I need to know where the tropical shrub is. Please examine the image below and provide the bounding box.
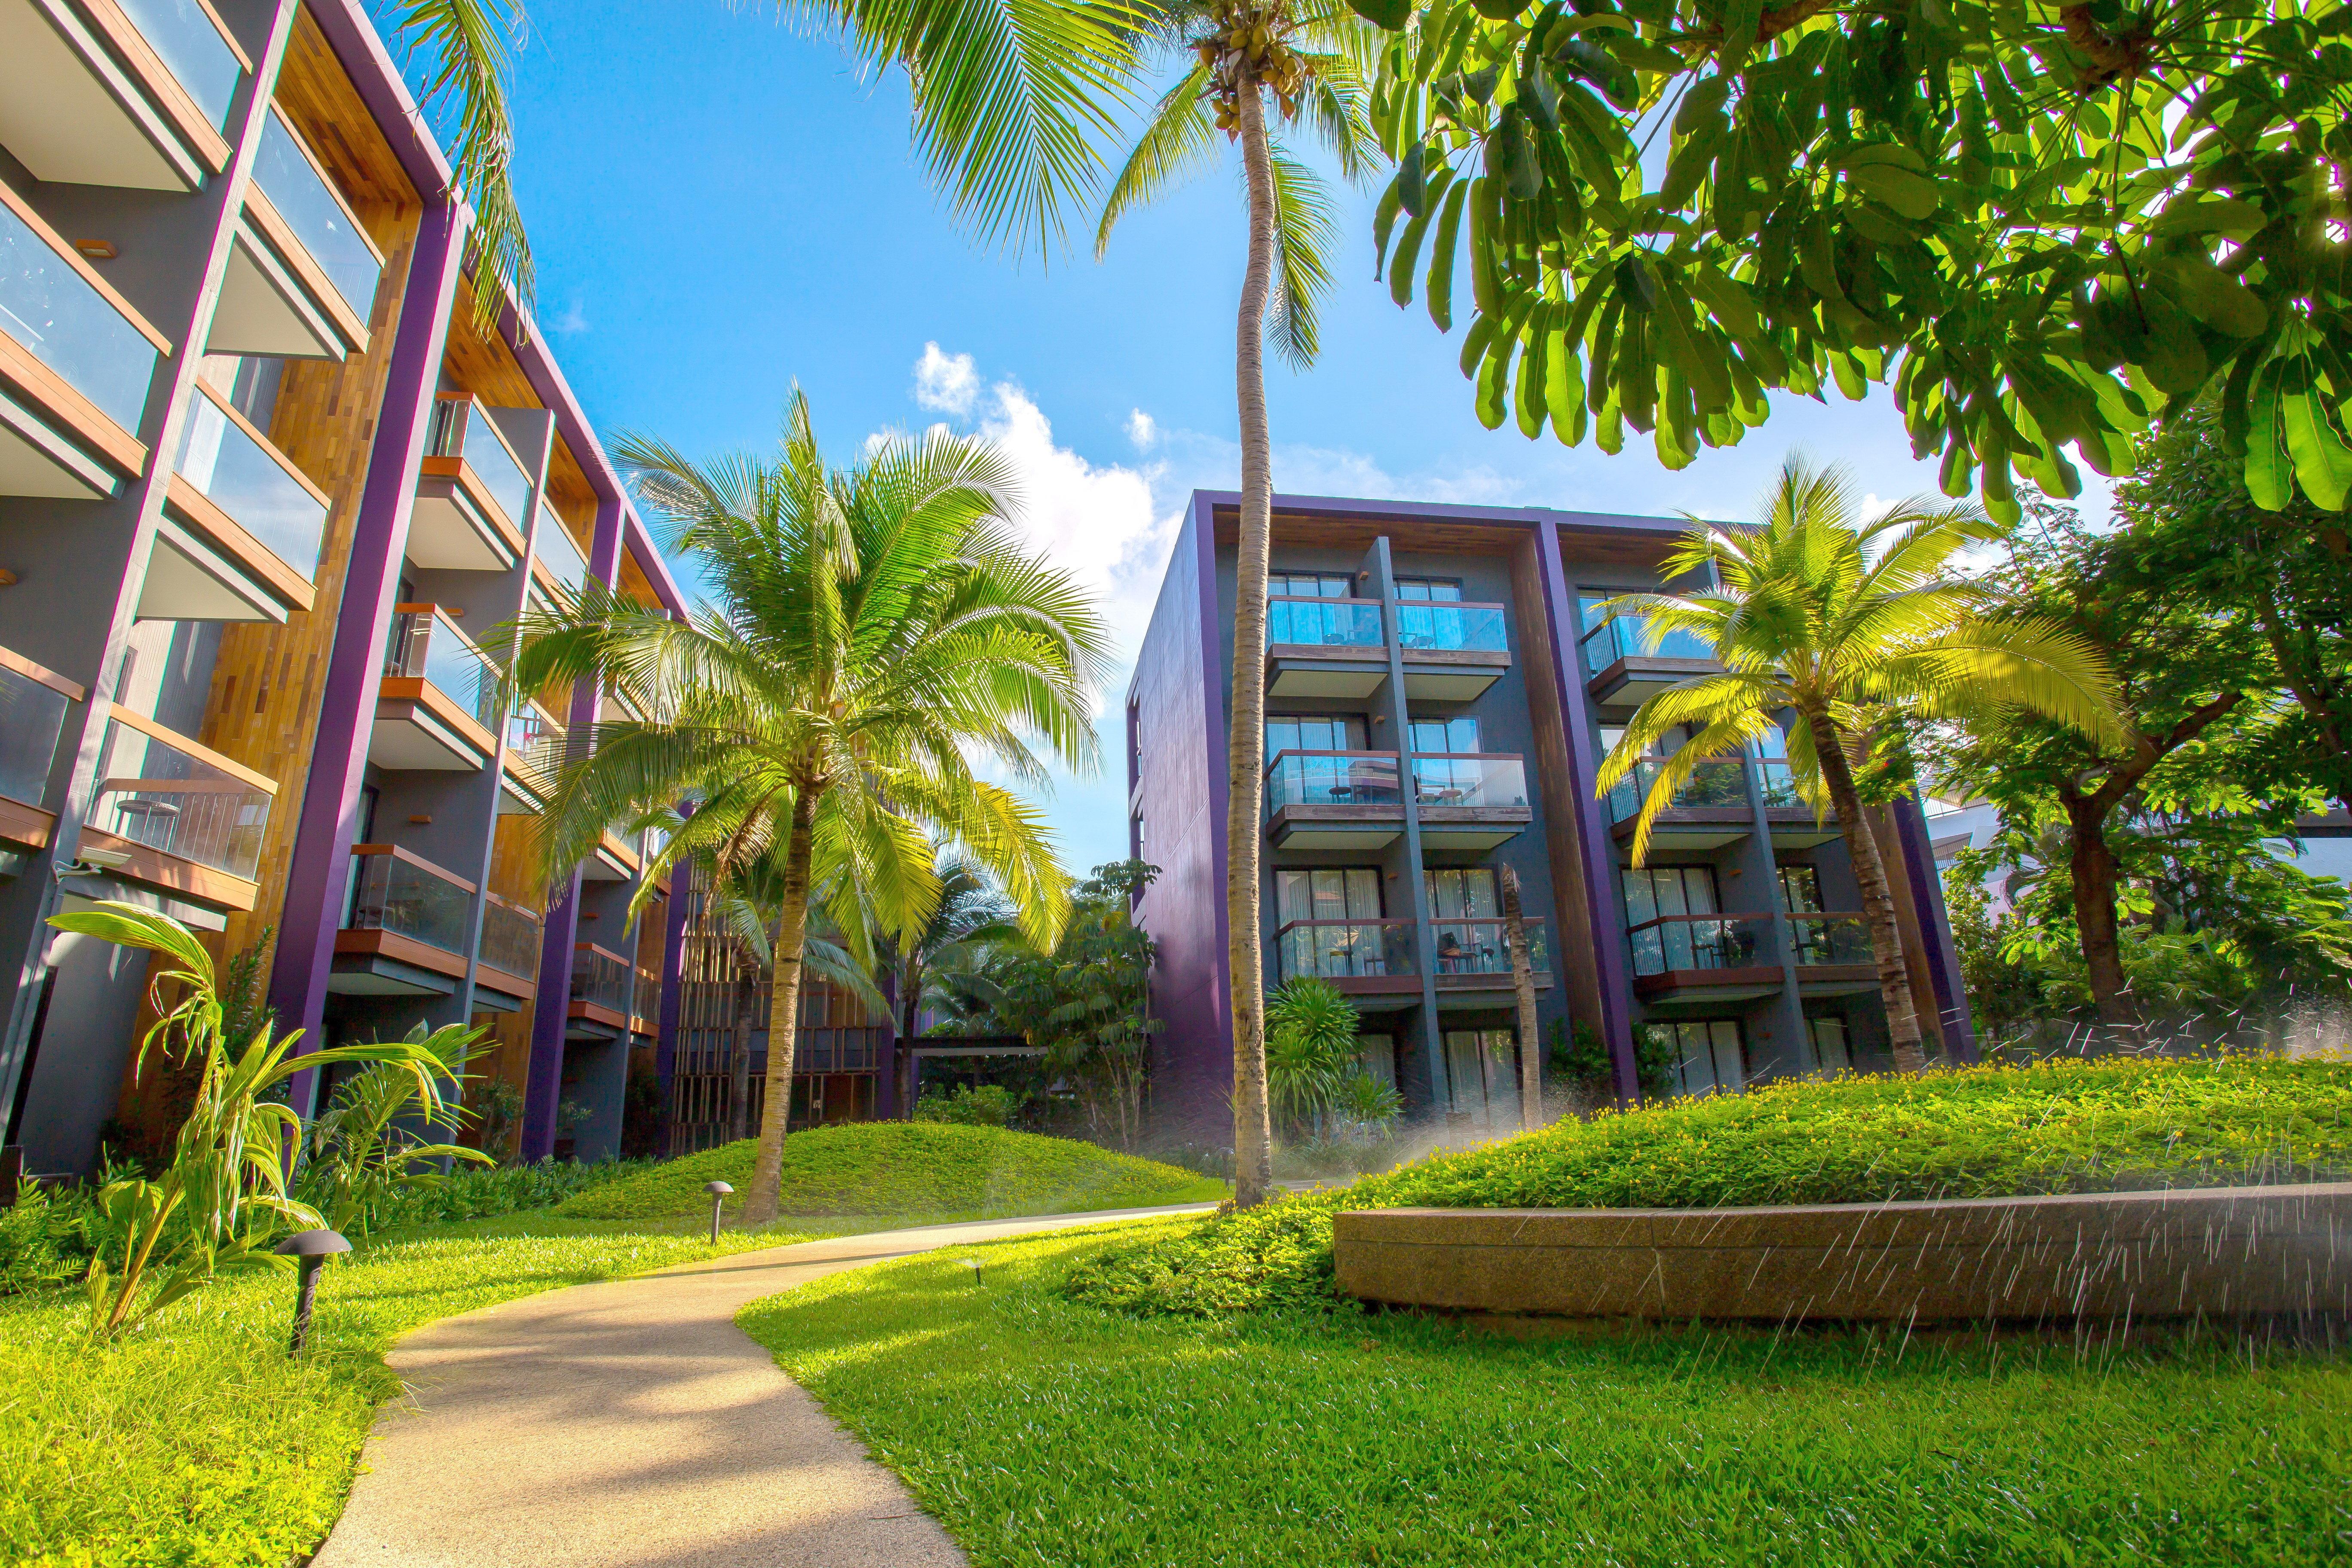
[1549,1016,1678,1104]
[913,1083,1022,1127]
[295,1023,491,1240]
[1061,1055,2352,1318]
[0,1187,86,1296]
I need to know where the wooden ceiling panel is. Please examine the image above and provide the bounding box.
[274,6,416,245]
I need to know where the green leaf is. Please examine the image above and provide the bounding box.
[1399,143,1428,219]
[2135,308,2209,396]
[1545,317,1587,444]
[2160,255,2268,339]
[1848,165,1941,221]
[1390,171,1448,308]
[1349,0,1415,29]
[2244,362,2293,510]
[1477,330,1517,428]
[1372,178,1403,280]
[2149,197,2265,239]
[1427,179,1471,331]
[2282,371,2352,511]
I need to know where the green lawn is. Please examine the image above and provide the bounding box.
[741,1219,2352,1568]
[0,1216,839,1568]
[555,1121,1228,1221]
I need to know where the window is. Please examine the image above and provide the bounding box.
[1778,864,1824,913]
[1622,865,1718,925]
[1643,1019,1747,1097]
[1267,715,1367,755]
[1395,578,1463,601]
[1444,1028,1520,1129]
[1424,866,1499,919]
[1358,1032,1397,1088]
[1130,813,1144,858]
[1126,698,1141,779]
[1578,593,1614,632]
[1269,571,1352,597]
[1809,1015,1851,1074]
[1408,716,1480,754]
[1276,867,1382,925]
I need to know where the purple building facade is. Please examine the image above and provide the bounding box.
[1128,492,1975,1137]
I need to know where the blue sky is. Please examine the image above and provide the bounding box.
[413,0,2110,872]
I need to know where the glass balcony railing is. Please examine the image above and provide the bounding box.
[1756,761,1820,811]
[1412,754,1528,809]
[1430,918,1547,976]
[634,966,660,1026]
[252,108,381,321]
[1397,601,1508,654]
[478,891,542,980]
[87,711,271,880]
[0,201,159,434]
[1276,919,1416,981]
[426,395,534,530]
[507,704,567,783]
[1265,750,1400,808]
[0,658,72,808]
[1789,914,1872,966]
[1605,756,1751,824]
[1627,914,1772,977]
[343,844,471,956]
[385,606,501,732]
[175,386,328,579]
[117,0,243,129]
[1267,595,1381,648]
[533,505,590,600]
[1580,612,1718,669]
[571,943,631,1014]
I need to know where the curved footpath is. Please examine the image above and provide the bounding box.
[313,1204,1215,1568]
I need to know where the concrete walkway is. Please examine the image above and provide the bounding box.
[313,1205,1212,1568]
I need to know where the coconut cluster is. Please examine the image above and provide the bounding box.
[1196,2,1311,133]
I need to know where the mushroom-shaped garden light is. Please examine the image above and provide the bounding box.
[274,1228,350,1354]
[705,1181,734,1245]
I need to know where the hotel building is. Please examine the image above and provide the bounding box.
[1127,492,1975,1134]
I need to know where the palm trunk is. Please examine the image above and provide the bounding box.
[1226,79,1279,1210]
[743,785,821,1225]
[2064,794,2139,1033]
[1807,708,1928,1073]
[1500,864,1543,1133]
[897,954,922,1120]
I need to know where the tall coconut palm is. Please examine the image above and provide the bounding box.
[391,0,1148,325]
[870,846,1025,1107]
[510,392,1109,1222]
[1093,0,1378,1208]
[1596,460,2123,1076]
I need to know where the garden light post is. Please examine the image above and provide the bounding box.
[274,1229,349,1354]
[705,1181,732,1244]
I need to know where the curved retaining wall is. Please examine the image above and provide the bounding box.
[1333,1183,2352,1322]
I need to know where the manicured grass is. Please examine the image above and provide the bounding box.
[0,1218,830,1568]
[741,1220,2352,1568]
[1068,1057,2352,1316]
[554,1122,1228,1222]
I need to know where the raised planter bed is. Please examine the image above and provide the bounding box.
[1334,1182,2352,1323]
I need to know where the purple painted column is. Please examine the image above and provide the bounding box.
[270,199,465,1109]
[1531,520,1640,1105]
[517,494,623,1160]
[1896,795,1979,1063]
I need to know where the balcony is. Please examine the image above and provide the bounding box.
[1605,756,1754,852]
[568,941,632,1039]
[0,645,83,854]
[632,965,660,1036]
[0,0,245,193]
[530,505,591,606]
[1580,613,1721,707]
[1265,595,1386,698]
[78,704,273,910]
[411,395,533,570]
[1265,750,1402,849]
[472,890,542,1008]
[331,842,474,996]
[1789,913,1877,995]
[1429,916,1550,1003]
[373,606,501,771]
[583,826,642,884]
[1397,601,1510,700]
[500,701,568,808]
[1627,913,1781,1002]
[1757,761,1840,848]
[149,375,328,621]
[214,106,380,361]
[0,184,167,495]
[1412,753,1530,849]
[1275,917,1417,1000]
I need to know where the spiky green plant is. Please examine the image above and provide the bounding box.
[1593,459,2123,1075]
[297,1022,494,1239]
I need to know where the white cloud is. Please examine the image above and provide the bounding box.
[913,342,979,415]
[546,298,589,336]
[1125,408,1158,451]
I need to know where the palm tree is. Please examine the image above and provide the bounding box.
[510,391,1110,1222]
[1093,0,1378,1208]
[872,846,1026,1108]
[390,0,1147,325]
[1595,459,2122,1076]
